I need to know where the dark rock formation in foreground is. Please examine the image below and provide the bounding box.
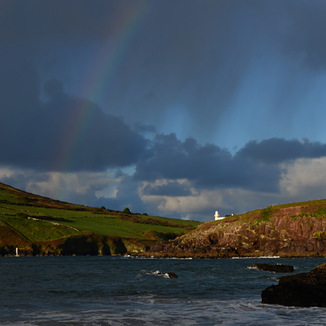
[262,263,326,307]
[252,263,294,273]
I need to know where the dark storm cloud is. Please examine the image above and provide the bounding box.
[237,138,326,164]
[0,76,147,171]
[0,1,144,172]
[136,135,326,195]
[134,134,280,192]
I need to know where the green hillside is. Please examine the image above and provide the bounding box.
[145,199,326,258]
[0,183,199,256]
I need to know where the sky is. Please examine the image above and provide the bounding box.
[1,0,326,222]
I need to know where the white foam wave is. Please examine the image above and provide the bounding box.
[232,256,280,259]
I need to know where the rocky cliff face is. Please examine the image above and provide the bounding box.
[145,203,326,258]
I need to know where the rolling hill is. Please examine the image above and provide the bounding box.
[0,182,199,256]
[4,181,326,258]
[145,199,326,258]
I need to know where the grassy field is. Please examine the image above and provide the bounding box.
[0,182,200,255]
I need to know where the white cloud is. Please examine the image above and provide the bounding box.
[27,171,127,205]
[0,166,20,179]
[138,179,277,221]
[0,166,121,205]
[138,179,207,218]
[280,157,326,199]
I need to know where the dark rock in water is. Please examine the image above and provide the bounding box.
[167,272,178,278]
[252,263,294,273]
[262,263,326,307]
[155,271,178,278]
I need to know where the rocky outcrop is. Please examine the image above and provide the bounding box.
[262,263,326,307]
[144,204,326,258]
[252,263,294,273]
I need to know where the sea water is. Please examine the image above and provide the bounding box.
[0,256,326,325]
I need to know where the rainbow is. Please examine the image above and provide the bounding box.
[52,104,96,172]
[84,1,151,103]
[53,1,151,172]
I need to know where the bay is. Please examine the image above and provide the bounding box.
[0,256,325,325]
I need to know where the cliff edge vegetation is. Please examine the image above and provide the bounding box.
[0,182,199,256]
[145,200,326,258]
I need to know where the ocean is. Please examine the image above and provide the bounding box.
[0,256,325,325]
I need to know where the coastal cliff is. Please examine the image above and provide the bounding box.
[145,201,326,258]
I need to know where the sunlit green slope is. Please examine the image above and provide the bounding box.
[0,182,199,256]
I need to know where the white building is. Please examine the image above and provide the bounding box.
[214,210,225,221]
